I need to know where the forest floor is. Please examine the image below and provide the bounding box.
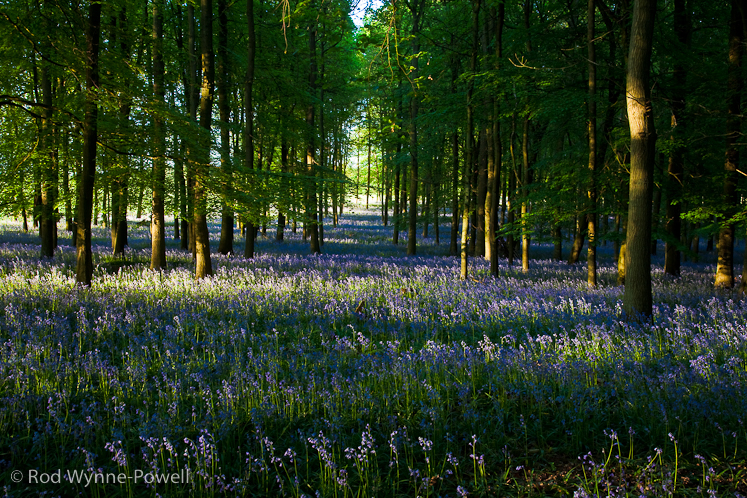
[0,206,746,497]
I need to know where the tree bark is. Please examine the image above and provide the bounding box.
[244,0,257,258]
[194,0,214,279]
[461,0,481,279]
[715,0,744,288]
[39,61,55,259]
[76,1,101,286]
[664,0,688,277]
[587,0,597,287]
[151,0,167,270]
[307,16,321,254]
[217,0,234,255]
[623,0,657,317]
[406,0,425,256]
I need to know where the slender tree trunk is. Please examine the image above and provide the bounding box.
[623,0,657,317]
[461,0,480,279]
[306,18,320,254]
[587,0,597,286]
[449,56,460,256]
[194,0,214,279]
[650,181,661,255]
[40,62,55,258]
[489,2,504,276]
[76,2,101,286]
[150,0,167,270]
[406,0,424,256]
[217,0,234,255]
[186,3,198,255]
[521,117,530,272]
[569,214,587,264]
[716,0,743,288]
[244,0,257,258]
[476,128,487,257]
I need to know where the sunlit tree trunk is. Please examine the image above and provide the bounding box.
[623,0,657,317]
[194,0,214,279]
[461,0,480,279]
[150,0,167,270]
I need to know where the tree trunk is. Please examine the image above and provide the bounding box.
[151,0,167,270]
[587,0,597,287]
[244,0,257,258]
[194,0,214,279]
[489,2,504,276]
[461,0,480,279]
[568,214,586,264]
[623,0,657,317]
[406,0,425,256]
[217,0,234,255]
[521,117,530,272]
[449,56,460,256]
[307,17,320,254]
[39,61,55,259]
[76,1,101,286]
[476,128,487,257]
[715,0,744,288]
[664,0,689,275]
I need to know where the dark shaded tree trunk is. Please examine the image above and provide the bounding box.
[587,0,597,287]
[39,62,55,259]
[406,0,425,256]
[716,0,744,288]
[217,0,234,255]
[664,0,690,276]
[76,1,101,286]
[568,214,586,264]
[244,0,257,258]
[306,17,320,254]
[623,0,657,317]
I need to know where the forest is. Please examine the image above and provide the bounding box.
[1,0,747,496]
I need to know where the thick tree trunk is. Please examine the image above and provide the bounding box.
[76,2,101,286]
[715,0,744,288]
[150,0,167,270]
[623,0,657,317]
[194,0,214,279]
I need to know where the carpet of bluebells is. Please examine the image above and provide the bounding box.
[0,208,746,497]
